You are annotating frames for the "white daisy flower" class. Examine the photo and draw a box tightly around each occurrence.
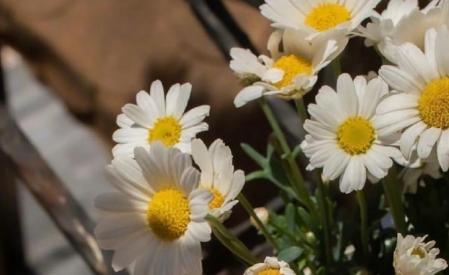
[191,139,245,220]
[357,0,421,47]
[259,0,380,40]
[112,80,210,157]
[244,257,295,275]
[301,73,404,193]
[377,26,449,172]
[95,143,212,275]
[230,29,346,107]
[394,234,447,275]
[379,0,447,60]
[402,151,442,193]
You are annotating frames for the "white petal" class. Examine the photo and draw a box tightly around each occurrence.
[379,65,423,93]
[181,123,209,140]
[339,157,366,194]
[180,105,210,128]
[95,192,147,213]
[112,128,147,143]
[95,214,145,245]
[166,83,192,119]
[417,127,441,159]
[359,77,386,118]
[180,167,200,195]
[225,170,245,199]
[187,221,211,242]
[116,113,134,128]
[337,73,358,116]
[376,93,418,115]
[234,85,265,108]
[111,231,152,271]
[437,129,449,171]
[303,120,335,139]
[122,104,153,128]
[191,139,213,184]
[400,121,427,159]
[150,80,166,115]
[136,90,160,118]
[322,150,350,180]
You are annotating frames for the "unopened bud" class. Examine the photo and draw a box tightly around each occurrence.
[250,207,269,229]
[305,231,316,244]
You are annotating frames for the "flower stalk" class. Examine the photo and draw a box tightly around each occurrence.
[382,167,407,234]
[259,98,313,210]
[206,214,258,265]
[356,190,369,260]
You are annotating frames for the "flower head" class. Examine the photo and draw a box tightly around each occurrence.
[230,29,346,107]
[244,257,295,275]
[260,0,380,40]
[301,73,404,193]
[377,25,449,171]
[191,139,245,220]
[112,80,210,157]
[379,0,447,60]
[394,234,447,275]
[95,143,212,275]
[357,0,422,47]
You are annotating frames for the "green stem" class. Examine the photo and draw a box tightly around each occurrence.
[382,167,407,234]
[356,190,369,260]
[259,99,313,210]
[295,98,308,122]
[331,55,342,76]
[238,193,280,250]
[316,178,332,266]
[206,215,258,265]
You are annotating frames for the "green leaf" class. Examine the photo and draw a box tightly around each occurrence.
[277,246,303,262]
[285,203,296,230]
[291,143,303,159]
[241,143,267,168]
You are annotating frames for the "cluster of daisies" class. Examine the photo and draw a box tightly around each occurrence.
[229,0,449,273]
[94,81,292,274]
[93,0,449,274]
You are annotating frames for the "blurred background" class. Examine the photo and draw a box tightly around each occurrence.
[0,0,280,274]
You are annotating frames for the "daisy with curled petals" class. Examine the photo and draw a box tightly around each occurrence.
[389,0,446,48]
[259,0,380,40]
[95,143,212,275]
[301,73,404,193]
[357,0,421,47]
[402,152,442,193]
[191,139,245,220]
[112,80,210,157]
[230,29,345,107]
[377,26,449,172]
[244,257,295,275]
[394,234,447,275]
[379,0,446,59]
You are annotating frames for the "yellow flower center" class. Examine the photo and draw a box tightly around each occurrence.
[258,268,281,275]
[418,77,449,129]
[305,3,351,32]
[208,188,225,209]
[411,246,427,259]
[148,116,181,147]
[273,54,312,89]
[147,188,190,241]
[337,117,375,155]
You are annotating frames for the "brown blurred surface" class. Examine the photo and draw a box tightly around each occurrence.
[0,0,271,144]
